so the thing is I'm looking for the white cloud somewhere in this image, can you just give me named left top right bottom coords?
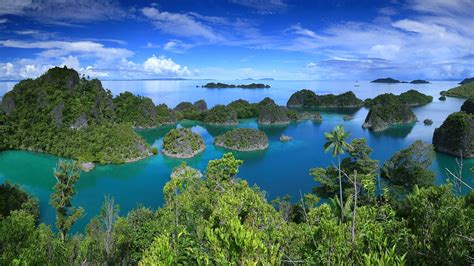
left=0, top=0, right=127, bottom=24
left=143, top=55, right=191, bottom=76
left=368, top=44, right=401, bottom=60
left=229, top=0, right=287, bottom=14
left=0, top=18, right=8, bottom=24
left=142, top=7, right=221, bottom=42
left=163, top=40, right=193, bottom=53
left=60, top=55, right=80, bottom=70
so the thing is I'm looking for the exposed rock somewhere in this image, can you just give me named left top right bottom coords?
left=280, top=134, right=293, bottom=142
left=433, top=112, right=474, bottom=158
left=343, top=115, right=354, bottom=121
left=171, top=164, right=202, bottom=179
left=258, top=98, right=290, bottom=125
left=214, top=128, right=269, bottom=151
left=1, top=94, right=15, bottom=115
left=70, top=114, right=88, bottom=129
left=194, top=99, right=208, bottom=111
left=79, top=162, right=95, bottom=172
left=40, top=66, right=80, bottom=90
left=174, top=102, right=195, bottom=112
left=51, top=103, right=64, bottom=127
left=291, top=111, right=322, bottom=122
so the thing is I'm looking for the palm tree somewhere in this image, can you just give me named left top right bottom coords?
left=323, top=125, right=350, bottom=222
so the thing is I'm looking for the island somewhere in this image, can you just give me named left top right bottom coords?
left=280, top=134, right=293, bottom=142
left=363, top=100, right=417, bottom=132
left=203, top=105, right=238, bottom=125
left=289, top=110, right=322, bottom=122
left=287, top=90, right=363, bottom=109
left=114, top=92, right=177, bottom=128
left=174, top=102, right=201, bottom=120
left=162, top=128, right=205, bottom=158
left=227, top=99, right=258, bottom=118
left=410, top=79, right=430, bottom=84
left=459, top=77, right=474, bottom=85
left=257, top=98, right=291, bottom=125
left=371, top=78, right=402, bottom=83
left=194, top=99, right=208, bottom=111
left=423, top=119, right=433, bottom=125
left=0, top=66, right=153, bottom=164
left=444, top=82, right=474, bottom=98
left=439, top=96, right=446, bottom=101
left=214, top=128, right=268, bottom=151
left=365, top=90, right=432, bottom=107
left=203, top=82, right=270, bottom=89
left=433, top=111, right=473, bottom=158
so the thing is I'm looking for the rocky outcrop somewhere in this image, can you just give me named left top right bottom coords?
left=461, top=98, right=474, bottom=114
left=70, top=114, right=88, bottom=129
left=214, top=128, right=268, bottom=151
left=423, top=119, right=433, bottom=125
left=287, top=90, right=363, bottom=109
left=1, top=94, right=15, bottom=115
left=194, top=99, right=208, bottom=111
left=162, top=128, right=205, bottom=158
left=433, top=112, right=474, bottom=158
left=363, top=104, right=417, bottom=132
left=51, top=103, right=64, bottom=127
left=280, top=134, right=293, bottom=142
left=258, top=98, right=290, bottom=125
left=291, top=111, right=322, bottom=122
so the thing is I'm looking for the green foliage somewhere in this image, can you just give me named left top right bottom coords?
left=214, top=128, right=268, bottom=151
left=0, top=181, right=39, bottom=221
left=162, top=128, right=205, bottom=157
left=203, top=82, right=270, bottom=88
left=203, top=104, right=238, bottom=125
left=445, top=82, right=474, bottom=98
left=398, top=89, right=433, bottom=106
left=433, top=111, right=473, bottom=158
left=50, top=160, right=84, bottom=241
left=381, top=140, right=435, bottom=192
left=227, top=99, right=258, bottom=118
left=363, top=98, right=416, bottom=131
left=0, top=67, right=152, bottom=163
left=287, top=89, right=363, bottom=108
left=461, top=97, right=474, bottom=114
left=323, top=125, right=351, bottom=157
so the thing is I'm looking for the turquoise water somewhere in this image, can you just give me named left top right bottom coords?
left=0, top=80, right=472, bottom=232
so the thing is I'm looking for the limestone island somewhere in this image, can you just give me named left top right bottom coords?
left=410, top=79, right=430, bottom=84
left=162, top=128, right=205, bottom=158
left=287, top=90, right=363, bottom=109
left=439, top=96, right=446, bottom=101
left=257, top=98, right=291, bottom=125
left=371, top=78, right=403, bottom=83
left=280, top=134, right=293, bottom=142
left=461, top=98, right=474, bottom=114
left=203, top=105, right=238, bottom=125
left=214, top=128, right=269, bottom=151
left=0, top=67, right=153, bottom=164
left=289, top=111, right=322, bottom=122
left=423, top=119, right=433, bottom=125
left=433, top=110, right=473, bottom=158
left=444, top=82, right=474, bottom=98
left=203, top=82, right=270, bottom=89
left=364, top=90, right=433, bottom=107
left=363, top=93, right=418, bottom=132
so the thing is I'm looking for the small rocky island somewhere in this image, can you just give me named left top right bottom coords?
left=433, top=111, right=473, bottom=158
left=162, top=128, right=205, bottom=158
left=203, top=82, right=270, bottom=89
left=287, top=90, right=363, bottom=109
left=257, top=98, right=291, bottom=125
left=423, top=119, right=433, bottom=125
left=203, top=105, right=238, bottom=125
left=410, top=80, right=430, bottom=84
left=364, top=90, right=432, bottom=107
left=214, top=128, right=269, bottom=151
left=371, top=78, right=402, bottom=83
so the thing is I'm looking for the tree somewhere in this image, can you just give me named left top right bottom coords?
left=50, top=160, right=84, bottom=241
left=101, top=195, right=119, bottom=262
left=323, top=125, right=351, bottom=222
left=381, top=140, right=435, bottom=193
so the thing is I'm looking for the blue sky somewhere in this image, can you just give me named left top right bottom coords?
left=0, top=0, right=472, bottom=80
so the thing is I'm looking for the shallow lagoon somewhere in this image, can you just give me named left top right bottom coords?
left=0, top=80, right=472, bottom=232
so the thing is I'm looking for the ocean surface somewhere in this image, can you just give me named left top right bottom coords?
left=0, top=79, right=472, bottom=232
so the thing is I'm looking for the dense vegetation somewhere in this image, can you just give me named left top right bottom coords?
left=227, top=99, right=258, bottom=118
left=214, top=128, right=268, bottom=151
left=371, top=77, right=402, bottom=83
left=365, top=90, right=432, bottom=107
left=363, top=103, right=416, bottom=132
left=287, top=89, right=363, bottom=108
left=114, top=92, right=176, bottom=128
left=1, top=133, right=473, bottom=264
left=203, top=105, right=238, bottom=125
left=445, top=82, right=474, bottom=98
left=0, top=67, right=152, bottom=163
left=162, top=128, right=205, bottom=158
left=257, top=97, right=291, bottom=124
left=203, top=82, right=270, bottom=88
left=433, top=111, right=473, bottom=158
left=461, top=97, right=474, bottom=114
left=0, top=182, right=38, bottom=221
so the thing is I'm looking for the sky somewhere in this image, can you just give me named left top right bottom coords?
left=0, top=0, right=472, bottom=81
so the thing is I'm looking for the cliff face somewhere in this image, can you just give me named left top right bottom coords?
left=461, top=98, right=474, bottom=114
left=363, top=103, right=417, bottom=132
left=258, top=98, right=290, bottom=125
left=433, top=112, right=474, bottom=158
left=287, top=89, right=363, bottom=108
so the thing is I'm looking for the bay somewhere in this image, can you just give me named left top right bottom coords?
left=0, top=79, right=472, bottom=233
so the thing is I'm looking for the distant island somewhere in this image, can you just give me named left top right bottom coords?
left=410, top=79, right=430, bottom=84
left=214, top=128, right=268, bottom=151
left=459, top=77, right=474, bottom=85
left=371, top=78, right=403, bottom=83
left=444, top=82, right=474, bottom=98
left=202, top=82, right=270, bottom=89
